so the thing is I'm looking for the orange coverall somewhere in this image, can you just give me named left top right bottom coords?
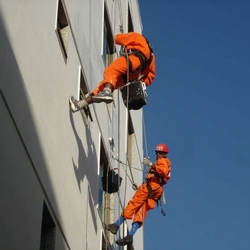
left=121, top=157, right=171, bottom=226
left=92, top=32, right=155, bottom=96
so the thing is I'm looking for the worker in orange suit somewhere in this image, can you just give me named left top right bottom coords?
left=106, top=144, right=171, bottom=246
left=70, top=32, right=155, bottom=112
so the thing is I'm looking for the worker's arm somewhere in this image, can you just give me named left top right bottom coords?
left=142, top=54, right=155, bottom=86
left=154, top=158, right=171, bottom=180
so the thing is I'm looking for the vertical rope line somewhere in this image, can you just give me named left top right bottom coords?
left=142, top=112, right=148, bottom=242
left=126, top=154, right=136, bottom=184
left=142, top=110, right=149, bottom=158
left=105, top=162, right=109, bottom=237
left=117, top=84, right=121, bottom=250
left=116, top=3, right=123, bottom=247
left=133, top=131, right=144, bottom=170
left=122, top=162, right=128, bottom=239
left=118, top=0, right=124, bottom=33
left=121, top=49, right=130, bottom=239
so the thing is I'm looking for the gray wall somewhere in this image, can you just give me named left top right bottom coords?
left=0, top=0, right=144, bottom=249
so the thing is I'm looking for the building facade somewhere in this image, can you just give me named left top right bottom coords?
left=0, top=0, right=144, bottom=249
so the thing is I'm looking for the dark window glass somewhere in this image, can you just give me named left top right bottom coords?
left=56, top=0, right=70, bottom=61
left=40, top=203, right=56, bottom=250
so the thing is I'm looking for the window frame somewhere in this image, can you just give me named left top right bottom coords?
left=77, top=66, right=93, bottom=124
left=128, top=4, right=134, bottom=32
left=102, top=3, right=116, bottom=119
left=102, top=3, right=115, bottom=67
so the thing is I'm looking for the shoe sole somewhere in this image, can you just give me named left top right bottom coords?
left=69, top=97, right=79, bottom=113
left=106, top=225, right=118, bottom=234
left=116, top=239, right=132, bottom=246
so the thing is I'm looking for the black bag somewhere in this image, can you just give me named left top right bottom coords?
left=121, top=81, right=147, bottom=110
left=102, top=169, right=123, bottom=193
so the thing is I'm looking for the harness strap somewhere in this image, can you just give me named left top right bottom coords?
left=120, top=35, right=153, bottom=81
left=127, top=49, right=147, bottom=74
left=145, top=171, right=164, bottom=201
left=146, top=178, right=166, bottom=216
left=146, top=181, right=154, bottom=199
left=148, top=171, right=165, bottom=186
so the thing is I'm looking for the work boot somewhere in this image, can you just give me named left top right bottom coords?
left=106, top=223, right=119, bottom=234
left=91, top=88, right=113, bottom=104
left=116, top=235, right=133, bottom=246
left=69, top=96, right=88, bottom=113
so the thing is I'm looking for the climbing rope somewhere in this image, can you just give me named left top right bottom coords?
left=112, top=155, right=143, bottom=172
left=142, top=110, right=149, bottom=158
left=125, top=50, right=138, bottom=188
left=120, top=47, right=131, bottom=241
left=117, top=0, right=124, bottom=33
left=117, top=2, right=124, bottom=246
left=111, top=4, right=153, bottom=238
left=117, top=82, right=122, bottom=248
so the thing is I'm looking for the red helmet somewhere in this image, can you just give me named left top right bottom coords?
left=155, top=144, right=168, bottom=153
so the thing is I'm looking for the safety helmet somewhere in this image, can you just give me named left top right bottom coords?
left=155, top=144, right=168, bottom=153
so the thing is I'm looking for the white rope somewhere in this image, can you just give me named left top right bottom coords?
left=112, top=155, right=143, bottom=172
left=116, top=2, right=124, bottom=239
left=117, top=0, right=124, bottom=33
left=120, top=48, right=131, bottom=240
left=116, top=2, right=123, bottom=243
left=112, top=5, right=153, bottom=236
left=117, top=84, right=122, bottom=247
left=142, top=110, right=149, bottom=158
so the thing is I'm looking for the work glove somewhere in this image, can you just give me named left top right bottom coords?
left=132, top=183, right=139, bottom=191
left=142, top=157, right=153, bottom=167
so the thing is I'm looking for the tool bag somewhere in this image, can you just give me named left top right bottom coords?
left=102, top=169, right=123, bottom=193
left=121, top=81, right=147, bottom=110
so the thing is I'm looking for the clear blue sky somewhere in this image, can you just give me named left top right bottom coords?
left=139, top=1, right=250, bottom=249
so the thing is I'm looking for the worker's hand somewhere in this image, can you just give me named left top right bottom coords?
left=142, top=157, right=153, bottom=167
left=150, top=164, right=156, bottom=170
left=132, top=183, right=139, bottom=190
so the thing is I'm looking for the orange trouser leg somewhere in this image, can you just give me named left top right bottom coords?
left=92, top=55, right=141, bottom=96
left=133, top=185, right=162, bottom=225
left=132, top=199, right=151, bottom=225
left=121, top=184, right=149, bottom=221
left=122, top=183, right=163, bottom=225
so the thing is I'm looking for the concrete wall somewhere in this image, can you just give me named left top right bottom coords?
left=0, top=0, right=144, bottom=249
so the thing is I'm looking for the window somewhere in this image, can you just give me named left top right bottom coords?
left=56, top=0, right=70, bottom=61
left=103, top=5, right=116, bottom=117
left=98, top=140, right=109, bottom=219
left=103, top=5, right=115, bottom=67
left=79, top=69, right=88, bottom=97
left=98, top=140, right=121, bottom=244
left=101, top=232, right=108, bottom=250
left=107, top=91, right=115, bottom=122
left=78, top=68, right=92, bottom=124
left=40, top=203, right=56, bottom=250
left=127, top=113, right=135, bottom=173
left=128, top=5, right=134, bottom=32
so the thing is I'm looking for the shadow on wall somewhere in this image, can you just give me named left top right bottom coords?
left=0, top=11, right=68, bottom=249
left=69, top=109, right=98, bottom=233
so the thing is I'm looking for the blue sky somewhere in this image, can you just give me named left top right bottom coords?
left=139, top=1, right=250, bottom=249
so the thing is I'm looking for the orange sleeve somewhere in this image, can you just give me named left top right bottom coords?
left=155, top=158, right=171, bottom=182
left=115, top=33, right=133, bottom=46
left=143, top=54, right=155, bottom=86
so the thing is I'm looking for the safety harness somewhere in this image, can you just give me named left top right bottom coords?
left=120, top=37, right=153, bottom=77
left=124, top=48, right=153, bottom=75
left=119, top=37, right=153, bottom=110
left=145, top=170, right=166, bottom=216
left=146, top=171, right=164, bottom=198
